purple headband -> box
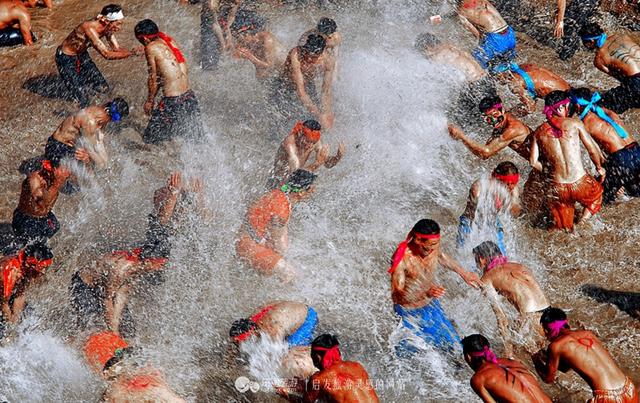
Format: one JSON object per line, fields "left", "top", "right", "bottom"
{"left": 545, "top": 319, "right": 568, "bottom": 338}
{"left": 470, "top": 346, "right": 498, "bottom": 364}
{"left": 543, "top": 99, "right": 570, "bottom": 120}
{"left": 485, "top": 256, "right": 508, "bottom": 273}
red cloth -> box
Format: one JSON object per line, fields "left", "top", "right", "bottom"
{"left": 158, "top": 32, "right": 185, "bottom": 64}
{"left": 312, "top": 345, "right": 342, "bottom": 369}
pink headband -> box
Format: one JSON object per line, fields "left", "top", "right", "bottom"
{"left": 485, "top": 256, "right": 508, "bottom": 273}
{"left": 543, "top": 99, "right": 570, "bottom": 119}
{"left": 470, "top": 346, "right": 498, "bottom": 364}
{"left": 545, "top": 319, "right": 568, "bottom": 338}
{"left": 490, "top": 103, "right": 503, "bottom": 110}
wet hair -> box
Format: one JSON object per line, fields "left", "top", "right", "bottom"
{"left": 301, "top": 34, "right": 326, "bottom": 55}
{"left": 231, "top": 10, "right": 266, "bottom": 35}
{"left": 479, "top": 95, "right": 503, "bottom": 113}
{"left": 317, "top": 18, "right": 337, "bottom": 36}
{"left": 461, "top": 334, "right": 490, "bottom": 367}
{"left": 569, "top": 87, "right": 593, "bottom": 103}
{"left": 100, "top": 4, "right": 122, "bottom": 16}
{"left": 540, "top": 307, "right": 567, "bottom": 326}
{"left": 544, "top": 90, "right": 570, "bottom": 107}
{"left": 134, "top": 19, "right": 159, "bottom": 37}
{"left": 18, "top": 156, "right": 59, "bottom": 175}
{"left": 579, "top": 23, "right": 604, "bottom": 39}
{"left": 303, "top": 119, "right": 321, "bottom": 131}
{"left": 23, "top": 242, "right": 53, "bottom": 260}
{"left": 414, "top": 33, "right": 440, "bottom": 52}
{"left": 311, "top": 333, "right": 339, "bottom": 351}
{"left": 472, "top": 241, "right": 503, "bottom": 261}
{"left": 493, "top": 161, "right": 518, "bottom": 176}
{"left": 411, "top": 219, "right": 440, "bottom": 235}
{"left": 229, "top": 318, "right": 257, "bottom": 339}
{"left": 110, "top": 97, "right": 129, "bottom": 118}
{"left": 286, "top": 169, "right": 317, "bottom": 190}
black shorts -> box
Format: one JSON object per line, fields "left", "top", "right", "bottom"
{"left": 55, "top": 47, "right": 109, "bottom": 107}
{"left": 139, "top": 214, "right": 172, "bottom": 260}
{"left": 0, "top": 27, "right": 36, "bottom": 47}
{"left": 45, "top": 136, "right": 75, "bottom": 164}
{"left": 601, "top": 75, "right": 640, "bottom": 115}
{"left": 269, "top": 75, "right": 319, "bottom": 123}
{"left": 143, "top": 90, "right": 204, "bottom": 144}
{"left": 12, "top": 209, "right": 59, "bottom": 244}
{"left": 603, "top": 142, "right": 640, "bottom": 202}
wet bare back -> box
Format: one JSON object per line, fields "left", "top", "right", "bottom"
{"left": 252, "top": 300, "right": 308, "bottom": 340}
{"left": 532, "top": 119, "right": 590, "bottom": 183}
{"left": 0, "top": 0, "right": 28, "bottom": 30}
{"left": 458, "top": 0, "right": 507, "bottom": 34}
{"left": 582, "top": 108, "right": 635, "bottom": 155}
{"left": 596, "top": 34, "right": 640, "bottom": 79}
{"left": 17, "top": 172, "right": 62, "bottom": 217}
{"left": 146, "top": 38, "right": 190, "bottom": 98}
{"left": 482, "top": 262, "right": 549, "bottom": 314}
{"left": 472, "top": 358, "right": 551, "bottom": 403}
{"left": 432, "top": 44, "right": 486, "bottom": 82}
{"left": 308, "top": 361, "right": 380, "bottom": 403}
{"left": 518, "top": 64, "right": 571, "bottom": 98}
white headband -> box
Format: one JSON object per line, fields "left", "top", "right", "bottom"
{"left": 99, "top": 10, "right": 124, "bottom": 22}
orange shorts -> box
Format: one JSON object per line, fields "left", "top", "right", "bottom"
{"left": 589, "top": 377, "right": 638, "bottom": 403}
{"left": 235, "top": 233, "right": 282, "bottom": 273}
{"left": 548, "top": 174, "right": 603, "bottom": 230}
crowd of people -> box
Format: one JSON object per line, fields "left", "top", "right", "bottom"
{"left": 0, "top": 0, "right": 638, "bottom": 401}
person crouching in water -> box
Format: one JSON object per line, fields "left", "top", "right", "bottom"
{"left": 472, "top": 241, "right": 550, "bottom": 355}
{"left": 236, "top": 169, "right": 316, "bottom": 282}
{"left": 229, "top": 300, "right": 319, "bottom": 390}
{"left": 533, "top": 307, "right": 638, "bottom": 403}
{"left": 457, "top": 161, "right": 521, "bottom": 255}
{"left": 134, "top": 19, "right": 204, "bottom": 144}
{"left": 13, "top": 157, "right": 71, "bottom": 246}
{"left": 462, "top": 334, "right": 551, "bottom": 403}
{"left": 230, "top": 10, "right": 283, "bottom": 81}
{"left": 70, "top": 172, "right": 207, "bottom": 336}
{"left": 0, "top": 0, "right": 35, "bottom": 47}
{"left": 83, "top": 331, "right": 186, "bottom": 402}
{"left": 277, "top": 334, "right": 379, "bottom": 402}
{"left": 0, "top": 242, "right": 53, "bottom": 340}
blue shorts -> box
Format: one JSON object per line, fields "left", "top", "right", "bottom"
{"left": 456, "top": 215, "right": 506, "bottom": 255}
{"left": 472, "top": 26, "right": 517, "bottom": 69}
{"left": 285, "top": 307, "right": 318, "bottom": 346}
{"left": 394, "top": 300, "right": 460, "bottom": 354}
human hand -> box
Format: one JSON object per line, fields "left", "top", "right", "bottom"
{"left": 554, "top": 20, "right": 564, "bottom": 38}
{"left": 144, "top": 100, "right": 154, "bottom": 115}
{"left": 188, "top": 177, "right": 204, "bottom": 193}
{"left": 426, "top": 285, "right": 446, "bottom": 298}
{"left": 167, "top": 171, "right": 183, "bottom": 194}
{"left": 461, "top": 270, "right": 481, "bottom": 288}
{"left": 316, "top": 144, "right": 329, "bottom": 165}
{"left": 597, "top": 167, "right": 606, "bottom": 182}
{"left": 447, "top": 124, "right": 463, "bottom": 140}
{"left": 131, "top": 46, "right": 145, "bottom": 56}
{"left": 75, "top": 148, "right": 91, "bottom": 163}
{"left": 335, "top": 142, "right": 345, "bottom": 159}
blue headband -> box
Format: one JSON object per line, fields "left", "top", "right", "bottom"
{"left": 573, "top": 92, "right": 628, "bottom": 139}
{"left": 581, "top": 32, "right": 607, "bottom": 48}
{"left": 109, "top": 102, "right": 121, "bottom": 122}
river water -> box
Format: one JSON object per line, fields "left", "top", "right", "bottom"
{"left": 0, "top": 0, "right": 638, "bottom": 402}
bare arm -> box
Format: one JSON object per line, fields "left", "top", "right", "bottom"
{"left": 323, "top": 143, "right": 344, "bottom": 168}
{"left": 16, "top": 9, "right": 33, "bottom": 45}
{"left": 391, "top": 263, "right": 407, "bottom": 303}
{"left": 458, "top": 14, "right": 481, "bottom": 40}
{"left": 106, "top": 33, "right": 122, "bottom": 51}
{"left": 86, "top": 27, "right": 130, "bottom": 60}
{"left": 78, "top": 117, "right": 108, "bottom": 168}
{"left": 3, "top": 292, "right": 26, "bottom": 323}
{"left": 577, "top": 123, "right": 604, "bottom": 171}
{"left": 306, "top": 143, "right": 328, "bottom": 171}
{"left": 554, "top": 0, "right": 566, "bottom": 37}
{"left": 320, "top": 56, "right": 336, "bottom": 115}
{"left": 106, "top": 281, "right": 130, "bottom": 334}
{"left": 594, "top": 54, "right": 611, "bottom": 75}
{"left": 483, "top": 284, "right": 513, "bottom": 356}
{"left": 154, "top": 172, "right": 183, "bottom": 226}
{"left": 537, "top": 345, "right": 561, "bottom": 383}
{"left": 439, "top": 251, "right": 481, "bottom": 288}
{"left": 449, "top": 123, "right": 512, "bottom": 159}
{"left": 144, "top": 49, "right": 159, "bottom": 113}
{"left": 285, "top": 138, "right": 302, "bottom": 171}
{"left": 530, "top": 134, "right": 543, "bottom": 172}
{"left": 290, "top": 51, "right": 321, "bottom": 116}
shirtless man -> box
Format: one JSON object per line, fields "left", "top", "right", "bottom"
{"left": 268, "top": 120, "right": 344, "bottom": 188}
{"left": 135, "top": 19, "right": 204, "bottom": 144}
{"left": 56, "top": 4, "right": 133, "bottom": 107}
{"left": 0, "top": 242, "right": 53, "bottom": 340}
{"left": 46, "top": 98, "right": 129, "bottom": 169}
{"left": 553, "top": 0, "right": 600, "bottom": 60}
{"left": 229, "top": 300, "right": 319, "bottom": 387}
{"left": 415, "top": 33, "right": 496, "bottom": 122}
{"left": 70, "top": 172, "right": 207, "bottom": 335}
{"left": 530, "top": 91, "right": 605, "bottom": 230}
{"left": 389, "top": 219, "right": 481, "bottom": 355}
{"left": 200, "top": 0, "right": 242, "bottom": 70}
{"left": 472, "top": 241, "right": 549, "bottom": 354}
{"left": 298, "top": 18, "right": 341, "bottom": 58}
{"left": 570, "top": 87, "right": 640, "bottom": 203}
{"left": 13, "top": 158, "right": 71, "bottom": 246}
{"left": 491, "top": 62, "right": 571, "bottom": 112}
{"left": 0, "top": 0, "right": 33, "bottom": 47}
{"left": 230, "top": 10, "right": 283, "bottom": 80}
{"left": 533, "top": 307, "right": 638, "bottom": 403}
{"left": 272, "top": 34, "right": 336, "bottom": 129}
{"left": 456, "top": 161, "right": 521, "bottom": 254}
{"left": 580, "top": 23, "right": 640, "bottom": 114}
{"left": 462, "top": 334, "right": 551, "bottom": 403}
{"left": 278, "top": 334, "right": 379, "bottom": 402}
{"left": 236, "top": 170, "right": 316, "bottom": 281}
{"left": 457, "top": 0, "right": 516, "bottom": 69}
{"left": 83, "top": 331, "right": 186, "bottom": 402}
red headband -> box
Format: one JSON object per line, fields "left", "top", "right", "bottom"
{"left": 293, "top": 121, "right": 321, "bottom": 142}
{"left": 388, "top": 231, "right": 440, "bottom": 273}
{"left": 233, "top": 329, "right": 255, "bottom": 343}
{"left": 312, "top": 345, "right": 342, "bottom": 369}
{"left": 42, "top": 160, "right": 53, "bottom": 172}
{"left": 492, "top": 173, "right": 519, "bottom": 185}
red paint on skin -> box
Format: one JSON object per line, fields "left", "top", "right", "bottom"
{"left": 463, "top": 0, "right": 479, "bottom": 8}
{"left": 578, "top": 338, "right": 594, "bottom": 350}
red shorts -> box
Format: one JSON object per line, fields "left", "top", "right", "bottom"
{"left": 235, "top": 233, "right": 282, "bottom": 273}
{"left": 548, "top": 174, "right": 603, "bottom": 230}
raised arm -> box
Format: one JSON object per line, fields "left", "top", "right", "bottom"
{"left": 554, "top": 0, "right": 566, "bottom": 37}
{"left": 78, "top": 116, "right": 108, "bottom": 168}
{"left": 449, "top": 123, "right": 511, "bottom": 159}
{"left": 323, "top": 142, "right": 344, "bottom": 168}
{"left": 439, "top": 251, "right": 481, "bottom": 288}
{"left": 154, "top": 172, "right": 182, "bottom": 226}
{"left": 483, "top": 284, "right": 513, "bottom": 356}
{"left": 320, "top": 56, "right": 336, "bottom": 115}
{"left": 458, "top": 14, "right": 481, "bottom": 40}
